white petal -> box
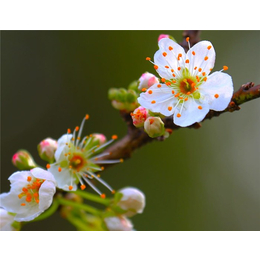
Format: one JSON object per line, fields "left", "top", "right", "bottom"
{"left": 57, "top": 133, "right": 72, "bottom": 146}
{"left": 48, "top": 164, "right": 77, "bottom": 191}
{"left": 154, "top": 38, "right": 186, "bottom": 79}
{"left": 174, "top": 98, "right": 210, "bottom": 127}
{"left": 31, "top": 168, "right": 56, "bottom": 184}
{"left": 200, "top": 71, "right": 233, "bottom": 111}
{"left": 38, "top": 181, "right": 56, "bottom": 211}
{"left": 137, "top": 84, "right": 177, "bottom": 116}
{"left": 187, "top": 40, "right": 215, "bottom": 76}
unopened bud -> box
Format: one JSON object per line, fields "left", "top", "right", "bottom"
{"left": 37, "top": 138, "right": 57, "bottom": 163}
{"left": 138, "top": 72, "right": 159, "bottom": 91}
{"left": 131, "top": 106, "right": 149, "bottom": 128}
{"left": 12, "top": 150, "right": 37, "bottom": 170}
{"left": 158, "top": 34, "right": 170, "bottom": 41}
{"left": 104, "top": 216, "right": 133, "bottom": 231}
{"left": 117, "top": 187, "right": 145, "bottom": 217}
{"left": 144, "top": 116, "right": 165, "bottom": 138}
{"left": 91, "top": 133, "right": 107, "bottom": 146}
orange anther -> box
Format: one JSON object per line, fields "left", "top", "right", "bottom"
{"left": 151, "top": 100, "right": 156, "bottom": 104}
{"left": 172, "top": 80, "right": 176, "bottom": 83}
{"left": 80, "top": 185, "right": 86, "bottom": 190}
{"left": 120, "top": 158, "right": 124, "bottom": 163}
{"left": 168, "top": 106, "right": 172, "bottom": 111}
{"left": 175, "top": 93, "right": 180, "bottom": 98}
{"left": 184, "top": 98, "right": 188, "bottom": 101}
{"left": 85, "top": 114, "right": 89, "bottom": 120}
{"left": 166, "top": 82, "right": 171, "bottom": 86}
{"left": 157, "top": 84, "right": 161, "bottom": 88}
{"left": 100, "top": 193, "right": 106, "bottom": 199}
{"left": 204, "top": 77, "right": 207, "bottom": 82}
{"left": 142, "top": 88, "right": 147, "bottom": 92}
{"left": 214, "top": 94, "right": 219, "bottom": 98}
{"left": 204, "top": 56, "right": 208, "bottom": 61}
{"left": 111, "top": 190, "right": 116, "bottom": 194}
{"left": 67, "top": 128, "right": 71, "bottom": 134}
{"left": 168, "top": 46, "right": 173, "bottom": 51}
{"left": 146, "top": 57, "right": 151, "bottom": 61}
{"left": 112, "top": 135, "right": 118, "bottom": 140}
{"left": 207, "top": 45, "right": 212, "bottom": 50}
{"left": 161, "top": 78, "right": 166, "bottom": 82}
{"left": 165, "top": 65, "right": 169, "bottom": 69}
{"left": 186, "top": 37, "right": 190, "bottom": 42}
{"left": 187, "top": 92, "right": 191, "bottom": 95}
{"left": 171, "top": 69, "right": 174, "bottom": 72}
{"left": 177, "top": 113, "right": 181, "bottom": 118}
{"left": 46, "top": 164, "right": 51, "bottom": 169}
{"left": 148, "top": 90, "right": 153, "bottom": 94}
{"left": 185, "top": 59, "right": 189, "bottom": 63}
{"left": 202, "top": 72, "right": 206, "bottom": 76}
{"left": 172, "top": 73, "right": 176, "bottom": 77}
{"left": 223, "top": 65, "right": 228, "bottom": 71}
{"left": 27, "top": 176, "right": 32, "bottom": 182}
{"left": 198, "top": 106, "right": 203, "bottom": 110}
{"left": 194, "top": 66, "right": 197, "bottom": 70}
{"left": 101, "top": 166, "right": 105, "bottom": 170}
{"left": 162, "top": 52, "right": 167, "bottom": 57}
{"left": 58, "top": 167, "right": 62, "bottom": 172}
{"left": 172, "top": 90, "right": 175, "bottom": 94}
{"left": 154, "top": 65, "right": 159, "bottom": 70}
{"left": 178, "top": 53, "right": 182, "bottom": 58}
{"left": 26, "top": 195, "right": 32, "bottom": 202}
{"left": 21, "top": 203, "right": 26, "bottom": 206}
{"left": 69, "top": 185, "right": 73, "bottom": 191}
{"left": 192, "top": 51, "right": 196, "bottom": 55}
{"left": 75, "top": 126, "right": 79, "bottom": 131}
{"left": 198, "top": 68, "right": 202, "bottom": 72}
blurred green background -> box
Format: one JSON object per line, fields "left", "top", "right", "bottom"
{"left": 1, "top": 31, "right": 260, "bottom": 231}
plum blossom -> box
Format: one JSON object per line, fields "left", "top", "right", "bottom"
{"left": 0, "top": 168, "right": 56, "bottom": 222}
{"left": 138, "top": 38, "right": 233, "bottom": 127}
{"left": 138, "top": 72, "right": 159, "bottom": 91}
{"left": 47, "top": 115, "right": 123, "bottom": 197}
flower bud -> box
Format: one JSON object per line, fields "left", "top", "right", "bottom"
{"left": 117, "top": 187, "right": 145, "bottom": 217}
{"left": 144, "top": 116, "right": 165, "bottom": 138}
{"left": 138, "top": 72, "right": 159, "bottom": 91}
{"left": 37, "top": 138, "right": 57, "bottom": 163}
{"left": 91, "top": 133, "right": 107, "bottom": 146}
{"left": 104, "top": 216, "right": 133, "bottom": 231}
{"left": 158, "top": 34, "right": 170, "bottom": 41}
{"left": 131, "top": 106, "right": 149, "bottom": 128}
{"left": 12, "top": 150, "right": 37, "bottom": 170}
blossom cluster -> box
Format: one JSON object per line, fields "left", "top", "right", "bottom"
{"left": 0, "top": 115, "right": 145, "bottom": 231}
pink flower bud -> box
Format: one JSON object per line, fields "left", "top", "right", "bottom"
{"left": 158, "top": 34, "right": 170, "bottom": 42}
{"left": 131, "top": 106, "right": 149, "bottom": 128}
{"left": 12, "top": 150, "right": 37, "bottom": 170}
{"left": 138, "top": 72, "right": 159, "bottom": 91}
{"left": 91, "top": 133, "right": 107, "bottom": 145}
{"left": 144, "top": 116, "right": 165, "bottom": 138}
{"left": 37, "top": 138, "right": 57, "bottom": 163}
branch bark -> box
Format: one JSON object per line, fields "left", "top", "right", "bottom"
{"left": 99, "top": 30, "right": 260, "bottom": 164}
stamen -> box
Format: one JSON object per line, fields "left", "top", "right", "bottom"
{"left": 112, "top": 135, "right": 118, "bottom": 140}
{"left": 161, "top": 78, "right": 166, "bottom": 83}
{"left": 157, "top": 84, "right": 161, "bottom": 88}
{"left": 192, "top": 51, "right": 196, "bottom": 55}
{"left": 46, "top": 164, "right": 51, "bottom": 169}
{"left": 146, "top": 57, "right": 151, "bottom": 61}
{"left": 177, "top": 113, "right": 181, "bottom": 118}
{"left": 168, "top": 46, "right": 173, "bottom": 51}
{"left": 207, "top": 45, "right": 212, "bottom": 50}
{"left": 142, "top": 88, "right": 147, "bottom": 92}
{"left": 80, "top": 184, "right": 86, "bottom": 190}
{"left": 154, "top": 65, "right": 159, "bottom": 70}
{"left": 67, "top": 128, "right": 71, "bottom": 134}
{"left": 214, "top": 94, "right": 219, "bottom": 98}
{"left": 69, "top": 185, "right": 73, "bottom": 190}
{"left": 27, "top": 176, "right": 32, "bottom": 182}
{"left": 148, "top": 90, "right": 153, "bottom": 94}
{"left": 223, "top": 65, "right": 228, "bottom": 71}
{"left": 58, "top": 167, "right": 62, "bottom": 172}
{"left": 151, "top": 100, "right": 156, "bottom": 104}
{"left": 100, "top": 194, "right": 106, "bottom": 199}
{"left": 168, "top": 106, "right": 172, "bottom": 111}
{"left": 204, "top": 56, "right": 208, "bottom": 61}
{"left": 75, "top": 126, "right": 79, "bottom": 131}
{"left": 198, "top": 106, "right": 203, "bottom": 110}
{"left": 162, "top": 52, "right": 167, "bottom": 57}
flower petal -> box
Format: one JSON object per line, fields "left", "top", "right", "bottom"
{"left": 48, "top": 164, "right": 77, "bottom": 191}
{"left": 200, "top": 71, "right": 233, "bottom": 111}
{"left": 138, "top": 84, "right": 177, "bottom": 116}
{"left": 38, "top": 181, "right": 56, "bottom": 211}
{"left": 31, "top": 167, "right": 56, "bottom": 184}
{"left": 174, "top": 98, "right": 210, "bottom": 127}
{"left": 154, "top": 38, "right": 186, "bottom": 80}
{"left": 187, "top": 40, "right": 215, "bottom": 76}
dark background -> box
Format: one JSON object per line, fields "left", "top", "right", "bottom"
{"left": 1, "top": 30, "right": 260, "bottom": 231}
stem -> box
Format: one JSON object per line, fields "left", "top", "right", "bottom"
{"left": 66, "top": 214, "right": 92, "bottom": 231}
{"left": 57, "top": 197, "right": 102, "bottom": 215}
{"left": 72, "top": 190, "right": 111, "bottom": 206}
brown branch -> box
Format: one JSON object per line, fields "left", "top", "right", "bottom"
{"left": 99, "top": 30, "right": 260, "bottom": 165}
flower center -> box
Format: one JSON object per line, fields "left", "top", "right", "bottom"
{"left": 179, "top": 78, "right": 196, "bottom": 94}
{"left": 18, "top": 176, "right": 45, "bottom": 206}
{"left": 69, "top": 154, "right": 86, "bottom": 171}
